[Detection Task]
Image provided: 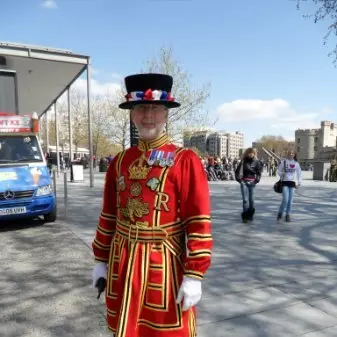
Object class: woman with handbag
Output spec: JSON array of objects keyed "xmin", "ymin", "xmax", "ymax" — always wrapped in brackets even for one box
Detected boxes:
[
  {"xmin": 235, "ymin": 148, "xmax": 262, "ymax": 223},
  {"xmin": 277, "ymin": 150, "xmax": 302, "ymax": 222}
]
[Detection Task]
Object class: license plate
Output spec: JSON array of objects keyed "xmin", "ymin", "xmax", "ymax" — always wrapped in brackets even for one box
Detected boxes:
[{"xmin": 0, "ymin": 207, "xmax": 27, "ymax": 216}]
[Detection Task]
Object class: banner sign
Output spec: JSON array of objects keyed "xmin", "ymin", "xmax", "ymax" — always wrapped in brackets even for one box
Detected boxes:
[{"xmin": 0, "ymin": 113, "xmax": 32, "ymax": 133}]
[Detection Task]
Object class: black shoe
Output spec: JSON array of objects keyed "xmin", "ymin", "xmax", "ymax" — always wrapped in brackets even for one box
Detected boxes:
[
  {"xmin": 241, "ymin": 211, "xmax": 249, "ymax": 223},
  {"xmin": 247, "ymin": 208, "xmax": 255, "ymax": 221},
  {"xmin": 277, "ymin": 213, "xmax": 282, "ymax": 221},
  {"xmin": 285, "ymin": 215, "xmax": 291, "ymax": 222}
]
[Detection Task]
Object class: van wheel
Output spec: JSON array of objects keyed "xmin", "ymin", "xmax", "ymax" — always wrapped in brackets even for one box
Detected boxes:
[{"xmin": 44, "ymin": 206, "xmax": 57, "ymax": 222}]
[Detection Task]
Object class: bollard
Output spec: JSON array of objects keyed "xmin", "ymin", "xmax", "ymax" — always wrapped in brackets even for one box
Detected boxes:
[{"xmin": 64, "ymin": 170, "xmax": 68, "ymax": 218}]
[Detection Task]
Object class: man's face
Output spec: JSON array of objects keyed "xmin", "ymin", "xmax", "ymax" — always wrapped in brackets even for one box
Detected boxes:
[{"xmin": 131, "ymin": 104, "xmax": 168, "ymax": 140}]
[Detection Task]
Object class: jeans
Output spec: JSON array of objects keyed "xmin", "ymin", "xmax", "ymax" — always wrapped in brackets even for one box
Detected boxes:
[
  {"xmin": 279, "ymin": 185, "xmax": 295, "ymax": 215},
  {"xmin": 240, "ymin": 182, "xmax": 255, "ymax": 212}
]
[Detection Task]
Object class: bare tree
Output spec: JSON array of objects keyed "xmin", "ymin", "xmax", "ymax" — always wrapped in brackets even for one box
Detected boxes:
[
  {"xmin": 94, "ymin": 136, "xmax": 122, "ymax": 158},
  {"xmin": 142, "ymin": 47, "xmax": 213, "ymax": 143},
  {"xmin": 55, "ymin": 101, "xmax": 70, "ymax": 152},
  {"xmin": 43, "ymin": 90, "xmax": 88, "ymax": 156},
  {"xmin": 69, "ymin": 90, "xmax": 88, "ymax": 153},
  {"xmin": 295, "ymin": 0, "xmax": 337, "ymax": 62},
  {"xmin": 42, "ymin": 86, "xmax": 126, "ymax": 158},
  {"xmin": 105, "ymin": 89, "xmax": 130, "ymax": 150},
  {"xmin": 91, "ymin": 98, "xmax": 112, "ymax": 156},
  {"xmin": 254, "ymin": 135, "xmax": 294, "ymax": 156},
  {"xmin": 38, "ymin": 114, "xmax": 49, "ymax": 153},
  {"xmin": 40, "ymin": 105, "xmax": 69, "ymax": 153}
]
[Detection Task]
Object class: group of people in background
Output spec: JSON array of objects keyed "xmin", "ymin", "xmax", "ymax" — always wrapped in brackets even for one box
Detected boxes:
[
  {"xmin": 234, "ymin": 148, "xmax": 302, "ymax": 223},
  {"xmin": 200, "ymin": 154, "xmax": 282, "ymax": 182},
  {"xmin": 200, "ymin": 156, "xmax": 240, "ymax": 181},
  {"xmin": 202, "ymin": 148, "xmax": 302, "ymax": 223}
]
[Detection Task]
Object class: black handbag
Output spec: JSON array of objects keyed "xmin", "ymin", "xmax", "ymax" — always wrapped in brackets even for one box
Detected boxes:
[
  {"xmin": 273, "ymin": 160, "xmax": 285, "ymax": 194},
  {"xmin": 273, "ymin": 180, "xmax": 283, "ymax": 193}
]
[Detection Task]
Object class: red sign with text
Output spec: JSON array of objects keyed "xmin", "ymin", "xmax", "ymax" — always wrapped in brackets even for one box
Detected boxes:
[{"xmin": 0, "ymin": 113, "xmax": 33, "ymax": 133}]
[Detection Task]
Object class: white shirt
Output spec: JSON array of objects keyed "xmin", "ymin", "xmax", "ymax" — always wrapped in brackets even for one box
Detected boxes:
[{"xmin": 278, "ymin": 159, "xmax": 302, "ymax": 185}]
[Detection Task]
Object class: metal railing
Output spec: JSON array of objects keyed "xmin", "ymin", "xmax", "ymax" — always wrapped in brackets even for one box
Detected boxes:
[{"xmin": 261, "ymin": 147, "xmax": 281, "ymax": 162}]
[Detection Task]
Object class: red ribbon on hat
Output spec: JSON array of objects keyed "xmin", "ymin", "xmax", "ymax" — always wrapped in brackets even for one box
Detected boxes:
[
  {"xmin": 167, "ymin": 92, "xmax": 174, "ymax": 101},
  {"xmin": 144, "ymin": 89, "xmax": 153, "ymax": 100}
]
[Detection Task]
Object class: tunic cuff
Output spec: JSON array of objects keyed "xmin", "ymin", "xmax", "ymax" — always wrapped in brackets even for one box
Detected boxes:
[
  {"xmin": 94, "ymin": 257, "xmax": 109, "ymax": 263},
  {"xmin": 184, "ymin": 271, "xmax": 204, "ymax": 280}
]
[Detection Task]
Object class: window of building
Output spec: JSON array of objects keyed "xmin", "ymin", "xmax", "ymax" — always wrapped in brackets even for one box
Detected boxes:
[{"xmin": 297, "ymin": 138, "xmax": 300, "ymax": 144}]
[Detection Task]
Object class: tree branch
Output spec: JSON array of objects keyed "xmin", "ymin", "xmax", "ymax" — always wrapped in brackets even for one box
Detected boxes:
[{"xmin": 296, "ymin": 0, "xmax": 337, "ymax": 62}]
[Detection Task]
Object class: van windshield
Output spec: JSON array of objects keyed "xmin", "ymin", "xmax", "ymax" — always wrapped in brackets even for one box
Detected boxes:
[{"xmin": 0, "ymin": 135, "xmax": 43, "ymax": 163}]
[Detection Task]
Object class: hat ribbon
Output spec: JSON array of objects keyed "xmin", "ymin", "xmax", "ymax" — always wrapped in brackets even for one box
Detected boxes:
[{"xmin": 125, "ymin": 89, "xmax": 175, "ymax": 102}]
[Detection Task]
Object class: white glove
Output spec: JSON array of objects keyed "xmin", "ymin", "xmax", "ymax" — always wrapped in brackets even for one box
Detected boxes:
[
  {"xmin": 176, "ymin": 276, "xmax": 202, "ymax": 311},
  {"xmin": 92, "ymin": 262, "xmax": 107, "ymax": 288}
]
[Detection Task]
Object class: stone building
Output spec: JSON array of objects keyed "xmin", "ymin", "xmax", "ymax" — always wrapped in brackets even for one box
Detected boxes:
[{"xmin": 295, "ymin": 121, "xmax": 337, "ymax": 167}]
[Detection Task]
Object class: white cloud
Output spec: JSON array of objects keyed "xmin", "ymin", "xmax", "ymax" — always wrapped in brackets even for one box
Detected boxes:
[
  {"xmin": 56, "ymin": 77, "xmax": 122, "ymax": 106},
  {"xmin": 41, "ymin": 0, "xmax": 57, "ymax": 9},
  {"xmin": 216, "ymin": 98, "xmax": 326, "ymax": 132},
  {"xmin": 72, "ymin": 78, "xmax": 121, "ymax": 98},
  {"xmin": 87, "ymin": 68, "xmax": 121, "ymax": 80},
  {"xmin": 269, "ymin": 114, "xmax": 319, "ymax": 131},
  {"xmin": 217, "ymin": 99, "xmax": 291, "ymax": 122}
]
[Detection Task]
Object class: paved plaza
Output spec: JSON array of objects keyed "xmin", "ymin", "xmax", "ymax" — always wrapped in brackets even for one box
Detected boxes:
[{"xmin": 1, "ymin": 170, "xmax": 337, "ymax": 336}]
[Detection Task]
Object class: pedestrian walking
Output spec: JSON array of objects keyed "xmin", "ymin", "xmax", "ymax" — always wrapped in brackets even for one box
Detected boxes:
[
  {"xmin": 235, "ymin": 148, "xmax": 261, "ymax": 223},
  {"xmin": 277, "ymin": 150, "xmax": 302, "ymax": 222}
]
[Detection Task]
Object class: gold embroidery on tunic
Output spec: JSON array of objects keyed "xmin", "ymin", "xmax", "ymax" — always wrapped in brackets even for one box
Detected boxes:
[
  {"xmin": 128, "ymin": 166, "xmax": 151, "ymax": 180},
  {"xmin": 120, "ymin": 198, "xmax": 149, "ymax": 222},
  {"xmin": 130, "ymin": 182, "xmax": 142, "ymax": 196},
  {"xmin": 128, "ymin": 153, "xmax": 151, "ymax": 180},
  {"xmin": 155, "ymin": 192, "xmax": 170, "ymax": 212}
]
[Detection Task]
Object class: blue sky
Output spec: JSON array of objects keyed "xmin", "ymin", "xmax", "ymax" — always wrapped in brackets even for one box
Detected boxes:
[{"xmin": 1, "ymin": 0, "xmax": 337, "ymax": 146}]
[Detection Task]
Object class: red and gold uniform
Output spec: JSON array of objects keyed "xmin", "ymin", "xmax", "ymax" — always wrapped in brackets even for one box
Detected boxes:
[{"xmin": 92, "ymin": 133, "xmax": 212, "ymax": 337}]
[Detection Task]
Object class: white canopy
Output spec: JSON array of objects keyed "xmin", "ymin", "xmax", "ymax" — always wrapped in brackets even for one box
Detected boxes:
[
  {"xmin": 0, "ymin": 41, "xmax": 95, "ymax": 187},
  {"xmin": 0, "ymin": 41, "xmax": 89, "ymax": 117}
]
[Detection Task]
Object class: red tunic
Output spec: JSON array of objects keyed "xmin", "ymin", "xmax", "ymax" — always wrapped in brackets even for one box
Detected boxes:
[{"xmin": 92, "ymin": 134, "xmax": 212, "ymax": 337}]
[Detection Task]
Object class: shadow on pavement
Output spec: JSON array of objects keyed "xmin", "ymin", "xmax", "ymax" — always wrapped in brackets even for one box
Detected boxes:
[{"xmin": 0, "ymin": 220, "xmax": 111, "ymax": 337}]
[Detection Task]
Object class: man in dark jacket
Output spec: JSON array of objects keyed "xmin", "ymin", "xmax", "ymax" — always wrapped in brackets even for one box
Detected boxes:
[{"xmin": 235, "ymin": 148, "xmax": 262, "ymax": 223}]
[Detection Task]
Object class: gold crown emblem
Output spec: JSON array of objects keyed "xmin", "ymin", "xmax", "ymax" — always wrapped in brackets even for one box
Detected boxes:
[{"xmin": 128, "ymin": 165, "xmax": 151, "ymax": 180}]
